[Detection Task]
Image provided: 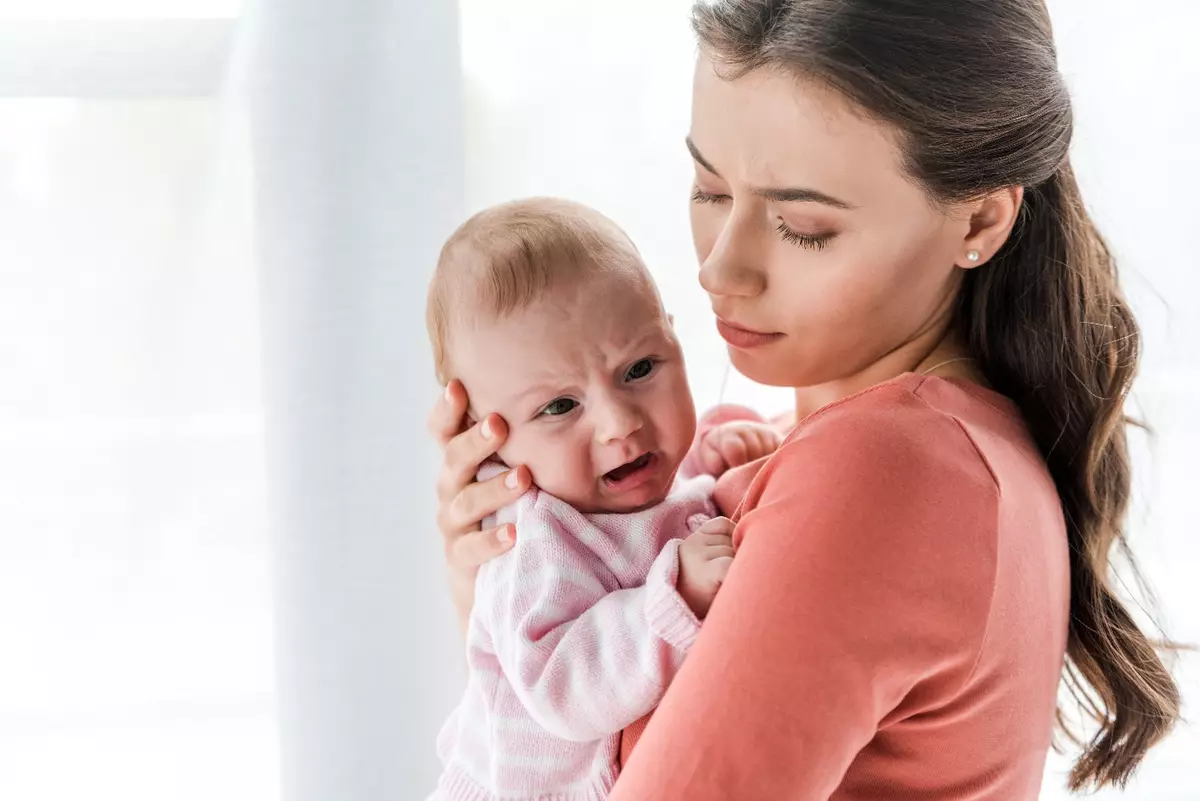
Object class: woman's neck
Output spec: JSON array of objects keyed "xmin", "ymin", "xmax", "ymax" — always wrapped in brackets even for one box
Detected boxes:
[{"xmin": 791, "ymin": 331, "xmax": 985, "ymax": 422}]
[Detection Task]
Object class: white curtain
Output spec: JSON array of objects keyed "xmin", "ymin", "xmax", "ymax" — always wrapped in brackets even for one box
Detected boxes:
[
  {"xmin": 246, "ymin": 0, "xmax": 464, "ymax": 798},
  {"xmin": 0, "ymin": 2, "xmax": 1195, "ymax": 800}
]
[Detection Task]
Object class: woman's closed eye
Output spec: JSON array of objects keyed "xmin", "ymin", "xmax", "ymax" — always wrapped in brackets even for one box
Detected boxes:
[
  {"xmin": 692, "ymin": 187, "xmax": 835, "ymax": 250},
  {"xmin": 691, "ymin": 187, "xmax": 729, "ymax": 204},
  {"xmin": 776, "ymin": 219, "xmax": 835, "ymax": 251}
]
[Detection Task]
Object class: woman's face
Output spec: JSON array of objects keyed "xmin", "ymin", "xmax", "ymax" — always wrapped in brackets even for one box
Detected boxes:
[{"xmin": 688, "ymin": 55, "xmax": 972, "ymax": 389}]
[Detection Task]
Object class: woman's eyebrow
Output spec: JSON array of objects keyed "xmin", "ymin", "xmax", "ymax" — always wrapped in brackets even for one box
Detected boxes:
[
  {"xmin": 686, "ymin": 136, "xmax": 721, "ymax": 176},
  {"xmin": 754, "ymin": 186, "xmax": 855, "ymax": 209},
  {"xmin": 686, "ymin": 136, "xmax": 856, "ymax": 210}
]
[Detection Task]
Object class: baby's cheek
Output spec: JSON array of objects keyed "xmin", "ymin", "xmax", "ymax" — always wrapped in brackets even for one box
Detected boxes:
[
  {"xmin": 496, "ymin": 428, "xmax": 555, "ymax": 484},
  {"xmin": 663, "ymin": 393, "xmax": 698, "ymax": 463},
  {"xmin": 516, "ymin": 430, "xmax": 594, "ymax": 498},
  {"xmin": 492, "ymin": 428, "xmax": 529, "ymax": 470}
]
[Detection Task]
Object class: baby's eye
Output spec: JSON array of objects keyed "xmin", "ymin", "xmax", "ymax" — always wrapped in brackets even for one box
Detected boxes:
[
  {"xmin": 625, "ymin": 358, "xmax": 656, "ymax": 382},
  {"xmin": 540, "ymin": 398, "xmax": 578, "ymax": 417}
]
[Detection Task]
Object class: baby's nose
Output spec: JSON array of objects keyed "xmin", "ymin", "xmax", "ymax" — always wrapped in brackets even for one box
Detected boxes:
[{"xmin": 594, "ymin": 398, "xmax": 644, "ymax": 444}]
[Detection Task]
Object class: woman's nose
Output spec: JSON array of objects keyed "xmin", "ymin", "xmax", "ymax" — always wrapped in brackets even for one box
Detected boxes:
[{"xmin": 697, "ymin": 214, "xmax": 766, "ymax": 298}]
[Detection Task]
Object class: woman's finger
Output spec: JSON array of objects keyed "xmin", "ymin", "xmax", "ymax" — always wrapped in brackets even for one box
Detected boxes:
[
  {"xmin": 437, "ymin": 413, "xmax": 509, "ymax": 502},
  {"xmin": 447, "ymin": 524, "xmax": 517, "ymax": 570},
  {"xmin": 442, "ymin": 465, "xmax": 530, "ymax": 535},
  {"xmin": 428, "ymin": 380, "xmax": 469, "ymax": 445}
]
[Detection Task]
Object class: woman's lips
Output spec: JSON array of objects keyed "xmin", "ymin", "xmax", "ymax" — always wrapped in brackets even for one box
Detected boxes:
[{"xmin": 716, "ymin": 318, "xmax": 784, "ymax": 349}]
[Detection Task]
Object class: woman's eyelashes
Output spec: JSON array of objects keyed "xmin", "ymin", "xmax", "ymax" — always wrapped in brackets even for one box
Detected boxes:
[
  {"xmin": 691, "ymin": 187, "xmax": 729, "ymax": 204},
  {"xmin": 691, "ymin": 187, "xmax": 836, "ymax": 250},
  {"xmin": 776, "ymin": 220, "xmax": 835, "ymax": 250}
]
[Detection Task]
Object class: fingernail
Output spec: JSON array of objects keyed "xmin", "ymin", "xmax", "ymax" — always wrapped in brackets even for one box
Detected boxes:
[
  {"xmin": 481, "ymin": 417, "xmax": 494, "ymax": 439},
  {"xmin": 498, "ymin": 525, "xmax": 514, "ymax": 544},
  {"xmin": 444, "ymin": 383, "xmax": 453, "ymax": 402},
  {"xmin": 505, "ymin": 469, "xmax": 520, "ymax": 489}
]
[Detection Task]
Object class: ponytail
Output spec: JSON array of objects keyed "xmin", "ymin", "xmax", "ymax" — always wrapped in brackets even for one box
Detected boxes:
[{"xmin": 957, "ymin": 162, "xmax": 1181, "ymax": 790}]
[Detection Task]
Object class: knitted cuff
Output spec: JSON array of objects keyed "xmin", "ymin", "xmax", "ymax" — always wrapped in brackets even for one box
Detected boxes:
[{"xmin": 643, "ymin": 539, "xmax": 702, "ymax": 652}]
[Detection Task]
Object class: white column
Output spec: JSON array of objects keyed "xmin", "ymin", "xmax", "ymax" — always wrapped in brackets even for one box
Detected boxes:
[{"xmin": 246, "ymin": 1, "xmax": 465, "ymax": 798}]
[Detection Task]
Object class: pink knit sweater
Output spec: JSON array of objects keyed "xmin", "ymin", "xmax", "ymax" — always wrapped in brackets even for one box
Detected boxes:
[{"xmin": 430, "ymin": 472, "xmax": 718, "ymax": 801}]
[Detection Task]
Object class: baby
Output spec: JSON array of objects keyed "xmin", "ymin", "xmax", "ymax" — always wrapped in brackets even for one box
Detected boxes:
[{"xmin": 425, "ymin": 198, "xmax": 779, "ymax": 801}]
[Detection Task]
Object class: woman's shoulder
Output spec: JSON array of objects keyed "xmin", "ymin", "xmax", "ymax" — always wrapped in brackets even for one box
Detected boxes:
[
  {"xmin": 733, "ymin": 374, "xmax": 1006, "ymax": 593},
  {"xmin": 782, "ymin": 375, "xmax": 999, "ymax": 479},
  {"xmin": 731, "ymin": 374, "xmax": 1014, "ymax": 534}
]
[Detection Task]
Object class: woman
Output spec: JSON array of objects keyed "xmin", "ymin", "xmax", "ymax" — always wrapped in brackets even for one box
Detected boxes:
[{"xmin": 428, "ymin": 1, "xmax": 1181, "ymax": 797}]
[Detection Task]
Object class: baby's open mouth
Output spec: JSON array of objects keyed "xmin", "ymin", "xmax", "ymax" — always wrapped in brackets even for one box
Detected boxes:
[{"xmin": 603, "ymin": 452, "xmax": 655, "ymax": 485}]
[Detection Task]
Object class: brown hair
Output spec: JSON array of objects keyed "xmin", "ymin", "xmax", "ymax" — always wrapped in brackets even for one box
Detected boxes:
[
  {"xmin": 693, "ymin": 0, "xmax": 1180, "ymax": 790},
  {"xmin": 427, "ymin": 197, "xmax": 647, "ymax": 383}
]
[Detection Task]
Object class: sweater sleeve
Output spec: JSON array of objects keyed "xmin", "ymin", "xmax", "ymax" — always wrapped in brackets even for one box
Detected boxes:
[
  {"xmin": 477, "ymin": 496, "xmax": 702, "ymax": 743},
  {"xmin": 610, "ymin": 395, "xmax": 1000, "ymax": 799}
]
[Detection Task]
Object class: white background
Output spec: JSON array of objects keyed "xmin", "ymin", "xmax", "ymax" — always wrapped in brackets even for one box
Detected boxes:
[{"xmin": 0, "ymin": 1, "xmax": 1196, "ymax": 799}]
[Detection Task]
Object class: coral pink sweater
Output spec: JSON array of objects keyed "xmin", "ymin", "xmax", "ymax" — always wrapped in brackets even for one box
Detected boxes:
[{"xmin": 613, "ymin": 374, "xmax": 1070, "ymax": 800}]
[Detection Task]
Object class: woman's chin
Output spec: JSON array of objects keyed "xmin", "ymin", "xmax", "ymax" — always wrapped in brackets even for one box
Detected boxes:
[{"xmin": 726, "ymin": 347, "xmax": 806, "ymax": 388}]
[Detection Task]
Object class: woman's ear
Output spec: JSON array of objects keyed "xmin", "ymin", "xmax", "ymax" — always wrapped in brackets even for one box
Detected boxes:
[{"xmin": 960, "ymin": 185, "xmax": 1024, "ymax": 268}]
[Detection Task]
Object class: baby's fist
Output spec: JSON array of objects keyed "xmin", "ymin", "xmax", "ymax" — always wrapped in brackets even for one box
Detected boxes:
[
  {"xmin": 678, "ymin": 516, "xmax": 735, "ymax": 618},
  {"xmin": 697, "ymin": 421, "xmax": 783, "ymax": 477}
]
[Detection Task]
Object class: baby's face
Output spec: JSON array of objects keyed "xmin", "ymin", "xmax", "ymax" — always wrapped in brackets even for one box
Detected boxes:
[{"xmin": 453, "ymin": 276, "xmax": 696, "ymax": 513}]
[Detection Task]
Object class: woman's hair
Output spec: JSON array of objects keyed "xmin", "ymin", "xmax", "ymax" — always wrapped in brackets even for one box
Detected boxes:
[{"xmin": 692, "ymin": 0, "xmax": 1180, "ymax": 790}]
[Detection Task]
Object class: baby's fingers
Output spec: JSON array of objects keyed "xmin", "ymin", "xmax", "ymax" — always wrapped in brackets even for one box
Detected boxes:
[
  {"xmin": 710, "ymin": 555, "xmax": 734, "ymax": 585},
  {"xmin": 704, "ymin": 541, "xmax": 735, "ymax": 561},
  {"xmin": 697, "ymin": 434, "xmax": 728, "ymax": 476},
  {"xmin": 719, "ymin": 432, "xmax": 750, "ymax": 467},
  {"xmin": 757, "ymin": 426, "xmax": 783, "ymax": 455},
  {"xmin": 694, "ymin": 516, "xmax": 734, "ymax": 538}
]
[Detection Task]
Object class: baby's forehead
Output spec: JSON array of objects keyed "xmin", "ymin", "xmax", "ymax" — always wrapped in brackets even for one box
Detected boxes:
[
  {"xmin": 463, "ymin": 297, "xmax": 670, "ymax": 364},
  {"xmin": 469, "ymin": 266, "xmax": 664, "ymax": 337},
  {"xmin": 451, "ymin": 288, "xmax": 673, "ymax": 399}
]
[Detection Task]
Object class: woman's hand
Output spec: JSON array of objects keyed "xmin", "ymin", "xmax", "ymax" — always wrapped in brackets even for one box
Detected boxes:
[{"xmin": 428, "ymin": 380, "xmax": 531, "ymax": 634}]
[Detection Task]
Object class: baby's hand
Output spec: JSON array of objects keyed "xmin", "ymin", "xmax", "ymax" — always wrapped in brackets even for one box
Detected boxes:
[
  {"xmin": 677, "ymin": 517, "xmax": 735, "ymax": 619},
  {"xmin": 697, "ymin": 421, "xmax": 783, "ymax": 478}
]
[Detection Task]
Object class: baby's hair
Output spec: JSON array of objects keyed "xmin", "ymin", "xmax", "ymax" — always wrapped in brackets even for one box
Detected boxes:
[{"xmin": 427, "ymin": 197, "xmax": 649, "ymax": 384}]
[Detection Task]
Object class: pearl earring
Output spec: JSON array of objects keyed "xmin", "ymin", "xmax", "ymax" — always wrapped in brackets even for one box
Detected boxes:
[{"xmin": 966, "ymin": 250, "xmax": 981, "ymax": 264}]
